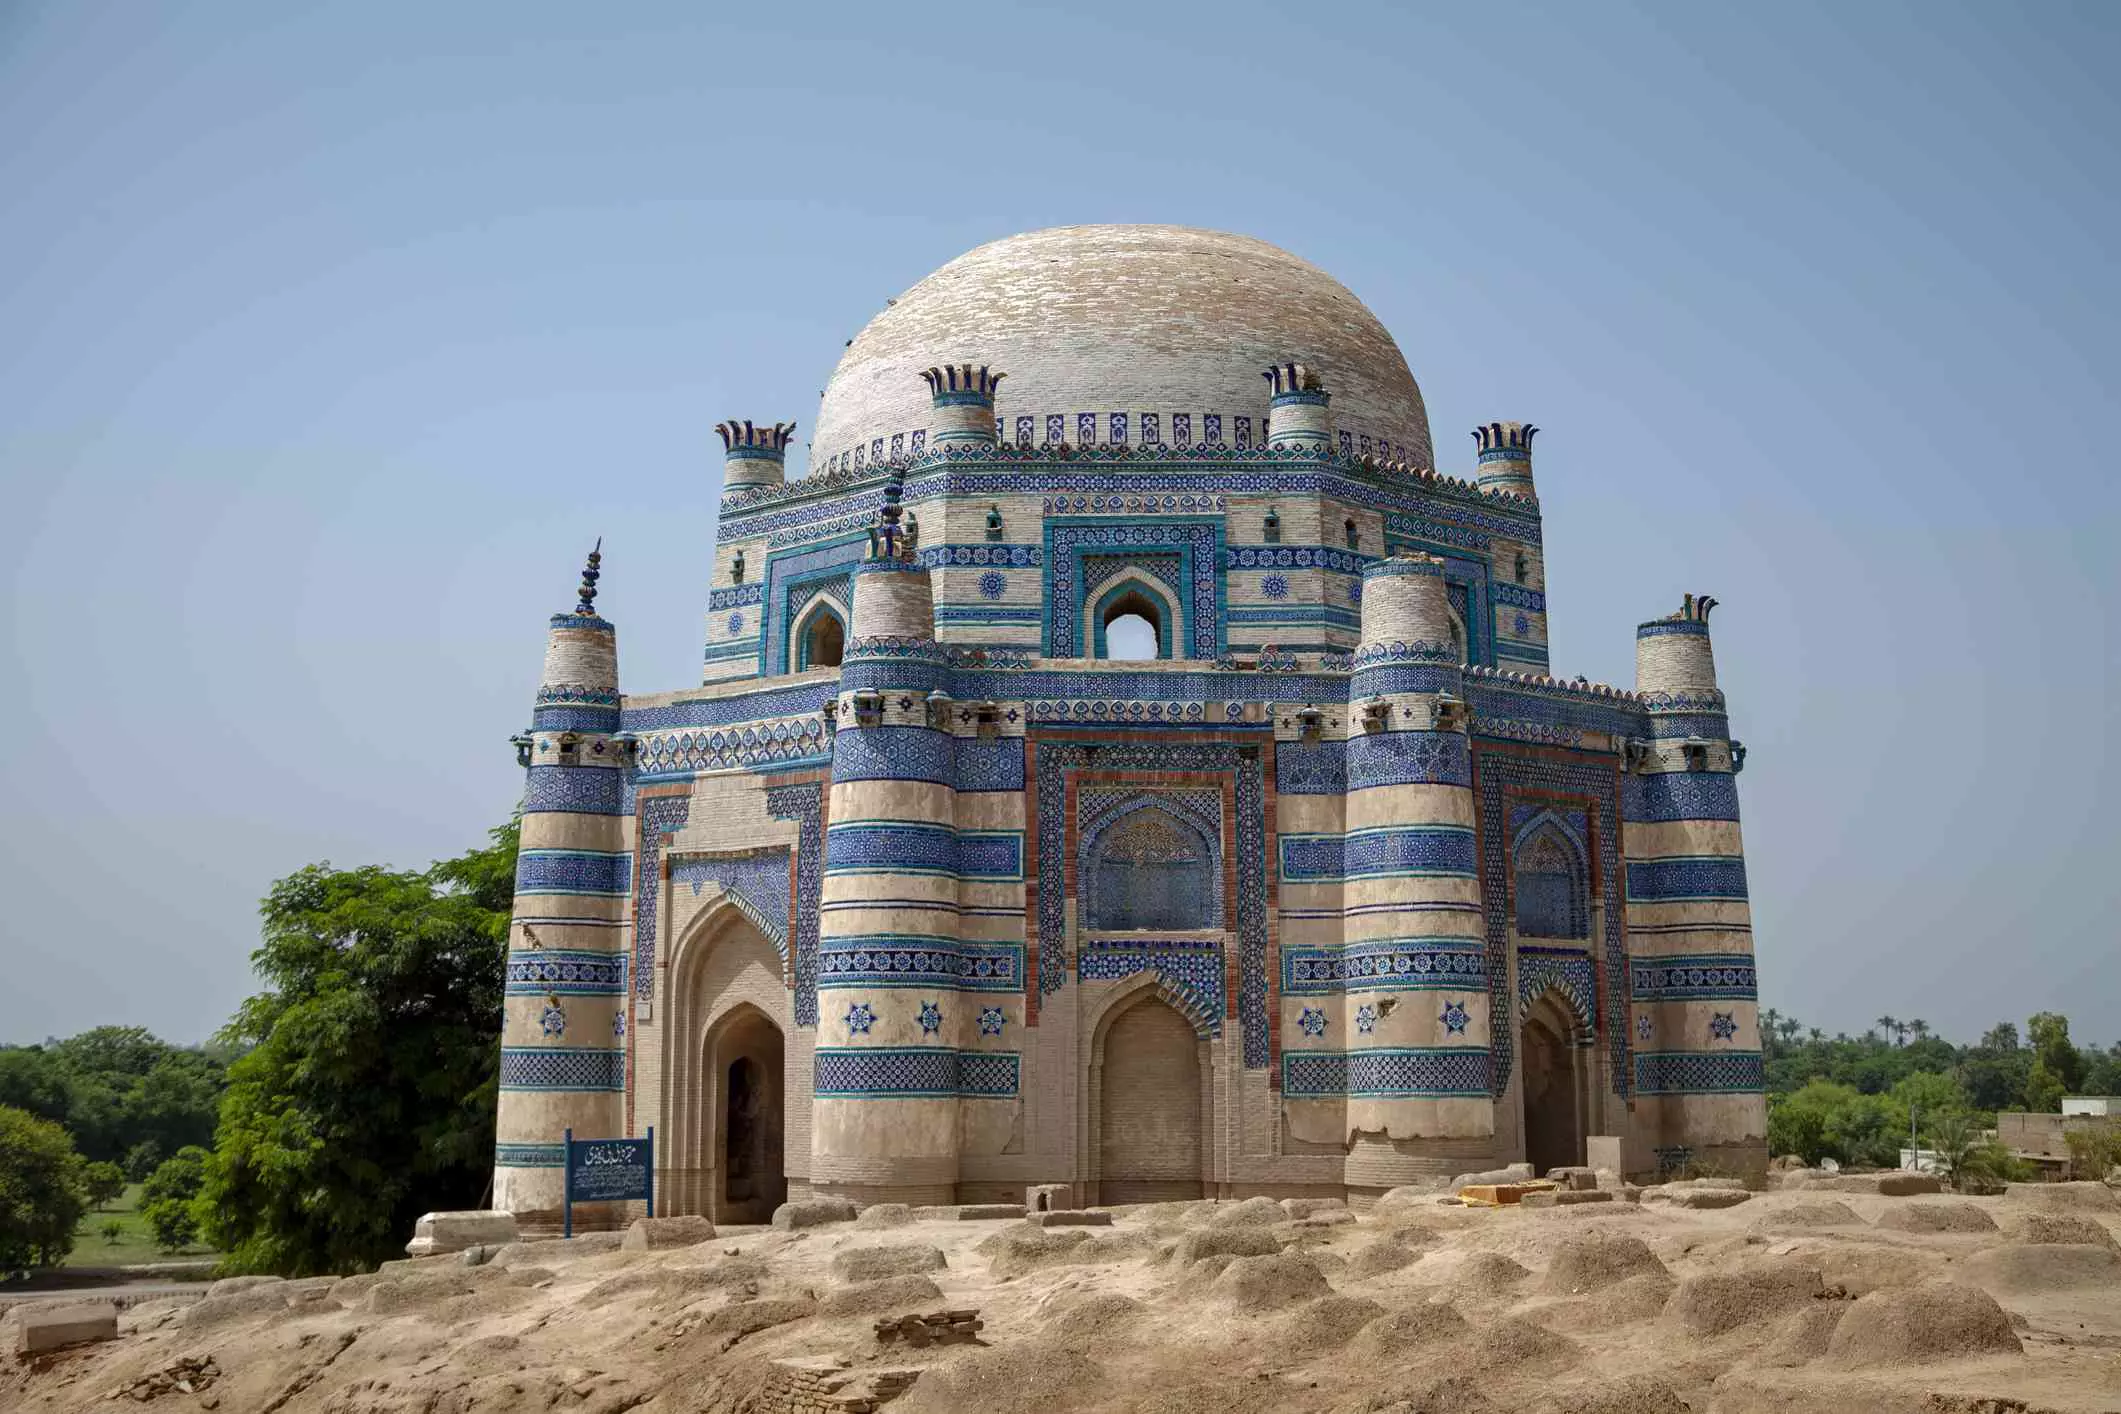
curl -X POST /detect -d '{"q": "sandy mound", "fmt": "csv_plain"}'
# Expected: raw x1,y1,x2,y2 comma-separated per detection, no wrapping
895,1342,1110,1414
827,1242,947,1282
1346,1238,1420,1279
2002,1181,2117,1212
1165,1228,1283,1265
1537,1271,1676,1333
1463,1314,1583,1375
1347,1298,1471,1359
1208,1196,1289,1228
980,1227,1147,1278
1793,1240,1944,1297
1277,1293,1385,1351
579,1257,764,1308
1039,1291,1145,1343
1539,1230,1667,1294
1374,1374,1506,1414
1534,1374,1693,1413
1748,1301,1848,1368
1824,1281,2021,1365
1999,1211,2116,1248
1664,1259,1825,1337
815,1274,944,1315
1751,1199,1862,1231
1870,1200,1997,1234
1409,1248,1531,1298
853,1202,913,1229
1207,1252,1332,1312
1958,1242,2121,1293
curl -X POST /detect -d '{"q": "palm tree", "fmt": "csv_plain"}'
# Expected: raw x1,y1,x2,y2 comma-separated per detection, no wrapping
1780,1017,1804,1047
1808,1027,1825,1044
1908,1019,1931,1043
1877,1015,1904,1046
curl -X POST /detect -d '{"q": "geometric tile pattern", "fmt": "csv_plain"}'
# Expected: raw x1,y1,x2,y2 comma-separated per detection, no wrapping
505,950,627,996
1517,946,1598,1029
1278,826,1477,882
499,1046,627,1091
764,781,825,1027
522,765,626,814
818,937,1024,991
1625,857,1749,902
1280,1047,1492,1098
955,738,1027,792
1046,519,1224,659
630,795,692,1000
1280,940,1488,995
1632,1050,1765,1094
1629,955,1758,1002
493,1141,566,1168
830,727,955,785
1078,936,1224,1037
825,821,961,876
1344,732,1475,789
632,717,832,777
669,848,792,960
812,1047,1021,1098
1623,771,1742,823
517,849,633,897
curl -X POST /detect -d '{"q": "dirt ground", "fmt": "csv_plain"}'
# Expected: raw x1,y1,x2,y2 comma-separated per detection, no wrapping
5,1182,2118,1414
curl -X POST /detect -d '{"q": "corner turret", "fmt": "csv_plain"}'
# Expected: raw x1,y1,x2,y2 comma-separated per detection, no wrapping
1635,593,1719,697
921,364,1006,450
1473,422,1538,497
717,420,796,491
1263,362,1333,452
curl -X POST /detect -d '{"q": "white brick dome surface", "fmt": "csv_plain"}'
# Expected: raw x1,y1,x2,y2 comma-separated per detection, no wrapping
810,225,1433,472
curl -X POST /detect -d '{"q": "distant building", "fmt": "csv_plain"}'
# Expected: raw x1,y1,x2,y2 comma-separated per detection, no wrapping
488,225,1768,1227
1997,1100,2120,1179
2061,1096,2119,1118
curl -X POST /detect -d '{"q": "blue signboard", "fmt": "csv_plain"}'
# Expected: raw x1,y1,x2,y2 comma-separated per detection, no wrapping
562,1126,653,1236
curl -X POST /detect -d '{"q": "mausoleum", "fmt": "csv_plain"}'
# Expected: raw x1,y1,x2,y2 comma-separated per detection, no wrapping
493,225,1766,1224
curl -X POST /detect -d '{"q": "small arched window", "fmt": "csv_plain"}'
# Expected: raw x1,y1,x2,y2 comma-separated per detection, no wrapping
1099,588,1162,661
1344,519,1360,551
795,603,845,670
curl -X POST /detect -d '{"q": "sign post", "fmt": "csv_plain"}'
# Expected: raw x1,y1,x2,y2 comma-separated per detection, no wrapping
562,1126,654,1238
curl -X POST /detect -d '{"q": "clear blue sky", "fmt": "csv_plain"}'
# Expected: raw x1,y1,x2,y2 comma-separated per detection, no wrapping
2,2,2114,1048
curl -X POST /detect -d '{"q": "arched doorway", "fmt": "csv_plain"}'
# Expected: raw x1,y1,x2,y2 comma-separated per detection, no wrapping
707,1005,785,1223
1521,991,1586,1177
1096,994,1203,1202
795,602,845,670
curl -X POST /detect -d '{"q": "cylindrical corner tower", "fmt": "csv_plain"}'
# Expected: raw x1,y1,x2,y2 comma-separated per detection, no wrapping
920,365,1005,450
1264,362,1334,452
809,482,964,1203
1473,422,1538,497
717,419,795,491
1336,555,1491,1192
1625,594,1766,1180
494,545,631,1225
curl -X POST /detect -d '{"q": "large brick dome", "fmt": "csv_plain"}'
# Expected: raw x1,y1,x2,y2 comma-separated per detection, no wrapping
809,225,1433,473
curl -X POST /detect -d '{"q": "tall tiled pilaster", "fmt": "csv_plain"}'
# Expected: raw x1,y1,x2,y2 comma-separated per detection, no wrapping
495,548,631,1223
1625,597,1767,1179
811,540,965,1203
1334,556,1491,1192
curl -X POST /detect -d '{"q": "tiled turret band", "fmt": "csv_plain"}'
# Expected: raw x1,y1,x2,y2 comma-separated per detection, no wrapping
1264,361,1334,453
1473,421,1537,499
921,365,1004,450
496,547,632,1223
717,419,795,492
811,558,965,1202
1625,595,1767,1179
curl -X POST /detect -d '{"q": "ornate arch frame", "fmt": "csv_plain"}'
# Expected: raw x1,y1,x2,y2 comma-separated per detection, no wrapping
788,594,848,674
1076,792,1225,932
1089,574,1183,661
1510,807,1592,941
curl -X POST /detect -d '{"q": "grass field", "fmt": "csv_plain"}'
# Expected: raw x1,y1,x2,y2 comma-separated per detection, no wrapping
62,1183,218,1268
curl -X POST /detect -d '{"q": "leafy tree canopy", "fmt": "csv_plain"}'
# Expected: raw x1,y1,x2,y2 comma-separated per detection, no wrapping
0,1103,88,1273
198,823,517,1275
0,1026,229,1166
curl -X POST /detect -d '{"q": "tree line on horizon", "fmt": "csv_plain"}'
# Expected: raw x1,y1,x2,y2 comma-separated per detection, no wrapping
3,816,2118,1276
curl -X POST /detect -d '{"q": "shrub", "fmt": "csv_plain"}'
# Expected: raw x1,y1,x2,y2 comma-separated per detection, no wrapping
84,1160,127,1210
142,1197,200,1253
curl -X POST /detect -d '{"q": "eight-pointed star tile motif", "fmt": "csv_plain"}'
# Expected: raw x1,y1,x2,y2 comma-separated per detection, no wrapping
978,1006,1006,1036
1298,1006,1328,1038
1439,1000,1471,1036
918,1001,944,1036
540,1004,567,1039
844,1002,876,1036
1355,1005,1377,1035
1709,1011,1738,1042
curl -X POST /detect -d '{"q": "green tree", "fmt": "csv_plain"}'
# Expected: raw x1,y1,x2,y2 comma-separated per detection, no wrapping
83,1160,127,1210
142,1146,211,1207
0,1103,89,1273
123,1140,165,1182
142,1198,200,1253
2028,1012,2086,1097
199,823,516,1275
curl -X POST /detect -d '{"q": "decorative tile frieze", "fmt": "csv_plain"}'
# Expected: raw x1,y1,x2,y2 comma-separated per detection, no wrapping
764,781,825,1027
1281,1047,1492,1098
825,821,961,877
818,937,1024,991
1629,954,1758,1001
522,766,625,815
812,1047,1020,1098
1625,857,1749,902
1281,940,1487,995
506,950,626,996
517,849,632,898
499,1046,626,1091
1078,937,1224,1037
1624,771,1742,823
669,848,792,958
1632,1050,1764,1094
630,795,691,999
1518,946,1598,1028
1279,826,1477,882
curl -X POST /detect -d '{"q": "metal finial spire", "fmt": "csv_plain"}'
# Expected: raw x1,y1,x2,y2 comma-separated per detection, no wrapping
576,537,603,614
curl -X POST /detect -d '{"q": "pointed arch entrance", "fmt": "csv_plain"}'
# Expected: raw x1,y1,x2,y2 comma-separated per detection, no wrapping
1091,989,1205,1203
707,1004,785,1222
1521,990,1588,1177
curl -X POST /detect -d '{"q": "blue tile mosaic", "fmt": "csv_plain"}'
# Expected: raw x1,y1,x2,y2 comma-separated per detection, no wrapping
825,821,961,877
499,1046,626,1091
1281,1048,1492,1098
625,682,835,732
1632,1050,1764,1094
669,848,792,959
1046,518,1224,659
953,738,1026,793
958,832,1025,881
1280,940,1487,995
532,705,623,732
1279,826,1477,882
1626,857,1749,902
506,950,626,996
494,1141,565,1168
1345,732,1474,789
1276,740,1348,795
818,937,1024,992
1630,955,1758,1001
1518,946,1598,1028
1079,937,1225,1037
832,727,954,786
1623,772,1742,823
522,766,625,815
629,795,691,998
517,849,632,898
812,1047,1020,1097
